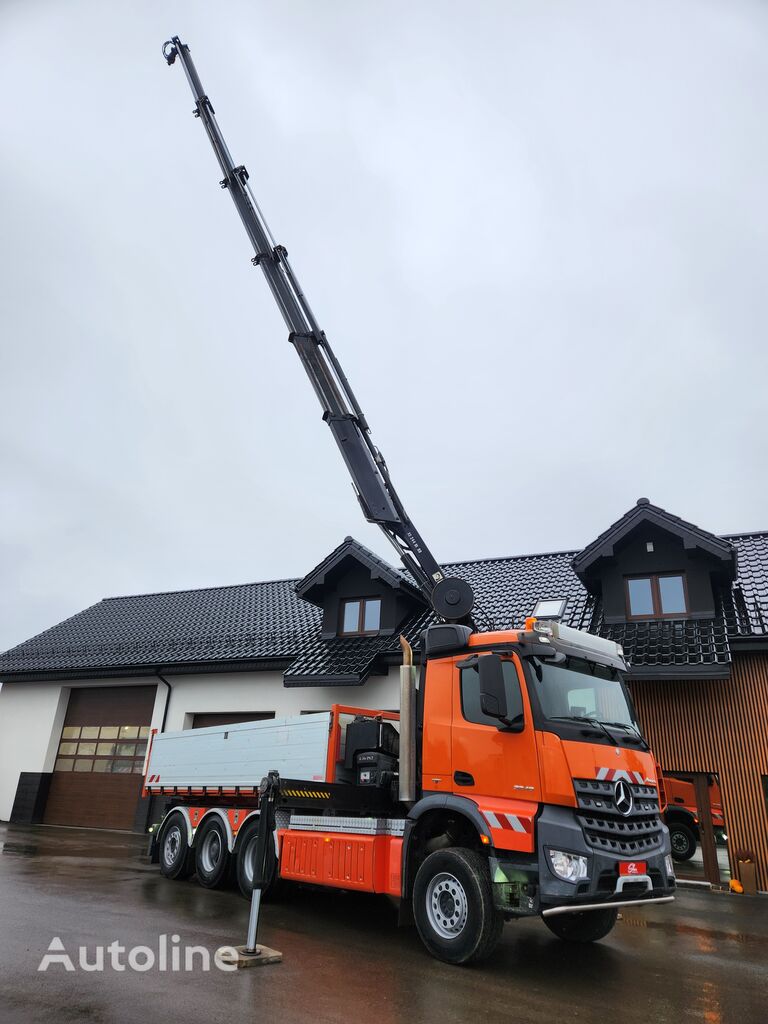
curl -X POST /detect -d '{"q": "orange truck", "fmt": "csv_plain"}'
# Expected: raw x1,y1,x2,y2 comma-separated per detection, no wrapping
151,38,675,963
146,620,676,964
660,772,726,862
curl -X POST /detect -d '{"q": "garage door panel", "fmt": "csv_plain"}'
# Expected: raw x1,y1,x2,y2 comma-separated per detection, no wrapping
44,774,144,830
44,685,156,830
64,686,156,726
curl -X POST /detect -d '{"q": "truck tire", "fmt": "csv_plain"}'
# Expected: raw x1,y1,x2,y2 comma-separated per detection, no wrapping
669,823,697,862
543,907,618,943
234,817,280,901
158,812,193,880
194,817,231,889
413,848,504,965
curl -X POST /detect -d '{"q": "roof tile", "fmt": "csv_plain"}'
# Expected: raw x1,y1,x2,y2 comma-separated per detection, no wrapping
1,530,767,683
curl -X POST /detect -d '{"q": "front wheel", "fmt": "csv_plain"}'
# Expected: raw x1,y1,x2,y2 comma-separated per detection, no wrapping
412,848,504,965
543,907,618,943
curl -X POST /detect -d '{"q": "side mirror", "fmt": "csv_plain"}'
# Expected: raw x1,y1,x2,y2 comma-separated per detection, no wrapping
478,654,508,721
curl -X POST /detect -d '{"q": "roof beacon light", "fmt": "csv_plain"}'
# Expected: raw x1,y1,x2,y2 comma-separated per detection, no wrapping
526,616,553,637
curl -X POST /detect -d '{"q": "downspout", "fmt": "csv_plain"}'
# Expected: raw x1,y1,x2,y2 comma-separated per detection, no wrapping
156,672,173,732
139,673,174,834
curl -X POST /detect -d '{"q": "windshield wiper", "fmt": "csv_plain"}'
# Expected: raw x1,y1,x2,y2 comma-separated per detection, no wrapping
547,715,617,745
602,721,649,750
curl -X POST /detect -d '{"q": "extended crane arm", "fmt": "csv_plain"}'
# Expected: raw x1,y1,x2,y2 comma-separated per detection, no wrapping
162,37,474,622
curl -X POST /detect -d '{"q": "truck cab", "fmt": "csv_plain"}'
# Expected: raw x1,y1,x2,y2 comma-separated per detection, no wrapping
403,619,675,955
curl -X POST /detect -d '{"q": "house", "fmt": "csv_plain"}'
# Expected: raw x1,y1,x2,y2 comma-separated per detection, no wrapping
1,499,767,889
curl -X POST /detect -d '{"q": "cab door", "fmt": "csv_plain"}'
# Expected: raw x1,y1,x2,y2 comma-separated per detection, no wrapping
450,654,540,803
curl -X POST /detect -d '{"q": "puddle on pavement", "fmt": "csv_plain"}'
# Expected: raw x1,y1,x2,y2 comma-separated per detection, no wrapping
620,914,767,946
0,842,40,857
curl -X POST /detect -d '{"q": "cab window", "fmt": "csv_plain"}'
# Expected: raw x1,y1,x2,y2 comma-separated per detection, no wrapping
460,660,524,727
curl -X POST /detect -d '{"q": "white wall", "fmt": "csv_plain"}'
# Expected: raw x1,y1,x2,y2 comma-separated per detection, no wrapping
163,668,402,732
0,682,69,821
0,668,402,821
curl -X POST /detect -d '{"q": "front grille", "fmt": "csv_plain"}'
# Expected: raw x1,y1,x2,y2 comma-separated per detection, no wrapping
574,778,664,856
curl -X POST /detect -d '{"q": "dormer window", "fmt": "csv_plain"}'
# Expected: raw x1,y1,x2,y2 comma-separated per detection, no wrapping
340,597,382,636
626,574,688,619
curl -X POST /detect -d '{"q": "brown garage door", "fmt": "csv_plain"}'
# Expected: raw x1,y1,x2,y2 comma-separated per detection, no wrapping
191,712,274,728
44,686,156,830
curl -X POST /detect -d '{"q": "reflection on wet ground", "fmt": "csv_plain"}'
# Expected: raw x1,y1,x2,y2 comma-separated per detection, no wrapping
0,822,766,1024
676,843,732,883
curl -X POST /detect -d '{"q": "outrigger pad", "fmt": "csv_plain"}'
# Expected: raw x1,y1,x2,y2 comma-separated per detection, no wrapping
217,945,283,969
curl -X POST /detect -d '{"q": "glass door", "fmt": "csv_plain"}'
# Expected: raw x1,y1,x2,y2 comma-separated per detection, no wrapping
663,770,729,885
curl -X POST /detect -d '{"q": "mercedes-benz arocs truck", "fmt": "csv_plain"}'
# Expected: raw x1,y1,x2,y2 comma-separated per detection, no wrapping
148,38,675,964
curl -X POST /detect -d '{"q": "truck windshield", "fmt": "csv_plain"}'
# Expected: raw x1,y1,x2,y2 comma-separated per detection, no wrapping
528,655,637,729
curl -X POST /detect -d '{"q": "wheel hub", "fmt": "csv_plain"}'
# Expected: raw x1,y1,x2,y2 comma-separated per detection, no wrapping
163,825,181,867
244,836,258,885
201,829,223,873
426,872,468,940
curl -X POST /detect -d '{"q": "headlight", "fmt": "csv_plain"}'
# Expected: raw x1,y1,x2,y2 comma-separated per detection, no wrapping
548,849,588,882
665,854,675,878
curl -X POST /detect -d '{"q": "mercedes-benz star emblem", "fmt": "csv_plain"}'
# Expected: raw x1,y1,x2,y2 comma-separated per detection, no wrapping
614,779,633,816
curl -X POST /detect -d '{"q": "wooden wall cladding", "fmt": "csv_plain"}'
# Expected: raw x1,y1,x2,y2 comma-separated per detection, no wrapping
632,654,768,891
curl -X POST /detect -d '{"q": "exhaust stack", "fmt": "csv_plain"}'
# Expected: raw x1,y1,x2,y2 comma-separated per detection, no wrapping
398,635,417,804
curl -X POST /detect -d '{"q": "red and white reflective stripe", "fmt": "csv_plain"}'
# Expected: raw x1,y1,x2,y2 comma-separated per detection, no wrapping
147,774,161,784
482,810,532,834
596,768,644,785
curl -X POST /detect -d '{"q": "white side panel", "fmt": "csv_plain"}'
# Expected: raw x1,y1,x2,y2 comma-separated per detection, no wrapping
146,712,332,787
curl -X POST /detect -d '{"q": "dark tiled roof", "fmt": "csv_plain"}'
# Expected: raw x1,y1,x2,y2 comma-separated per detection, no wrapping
296,536,421,608
0,580,319,677
572,499,736,579
2,528,767,685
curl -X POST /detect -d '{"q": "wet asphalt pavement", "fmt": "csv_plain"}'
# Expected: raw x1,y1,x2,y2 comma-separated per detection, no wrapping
0,822,765,1024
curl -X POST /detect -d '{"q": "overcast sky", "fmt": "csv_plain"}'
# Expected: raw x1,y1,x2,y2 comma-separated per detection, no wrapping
1,0,766,652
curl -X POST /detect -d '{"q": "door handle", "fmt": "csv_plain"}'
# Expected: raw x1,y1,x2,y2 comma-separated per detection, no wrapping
454,771,475,787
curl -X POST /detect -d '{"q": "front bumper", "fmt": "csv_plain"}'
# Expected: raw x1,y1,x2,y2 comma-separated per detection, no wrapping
490,804,676,916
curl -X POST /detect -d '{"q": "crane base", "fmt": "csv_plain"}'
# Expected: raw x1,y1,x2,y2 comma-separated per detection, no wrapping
218,944,283,969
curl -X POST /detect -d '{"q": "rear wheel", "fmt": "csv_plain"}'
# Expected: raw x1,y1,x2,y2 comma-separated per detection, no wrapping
234,817,280,900
158,812,193,880
413,848,503,965
194,817,231,889
543,907,618,943
669,822,697,862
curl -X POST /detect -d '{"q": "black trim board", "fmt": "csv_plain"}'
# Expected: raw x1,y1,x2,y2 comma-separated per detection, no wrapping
0,658,294,685
626,664,731,681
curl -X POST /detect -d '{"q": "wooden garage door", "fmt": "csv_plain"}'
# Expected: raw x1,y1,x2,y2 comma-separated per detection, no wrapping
44,686,156,830
191,712,274,729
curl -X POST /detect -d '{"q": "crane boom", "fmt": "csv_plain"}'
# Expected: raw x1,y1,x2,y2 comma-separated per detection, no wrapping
162,36,474,622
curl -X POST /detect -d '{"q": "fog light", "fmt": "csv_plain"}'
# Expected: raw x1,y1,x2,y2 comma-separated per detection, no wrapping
665,854,675,878
548,849,588,882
